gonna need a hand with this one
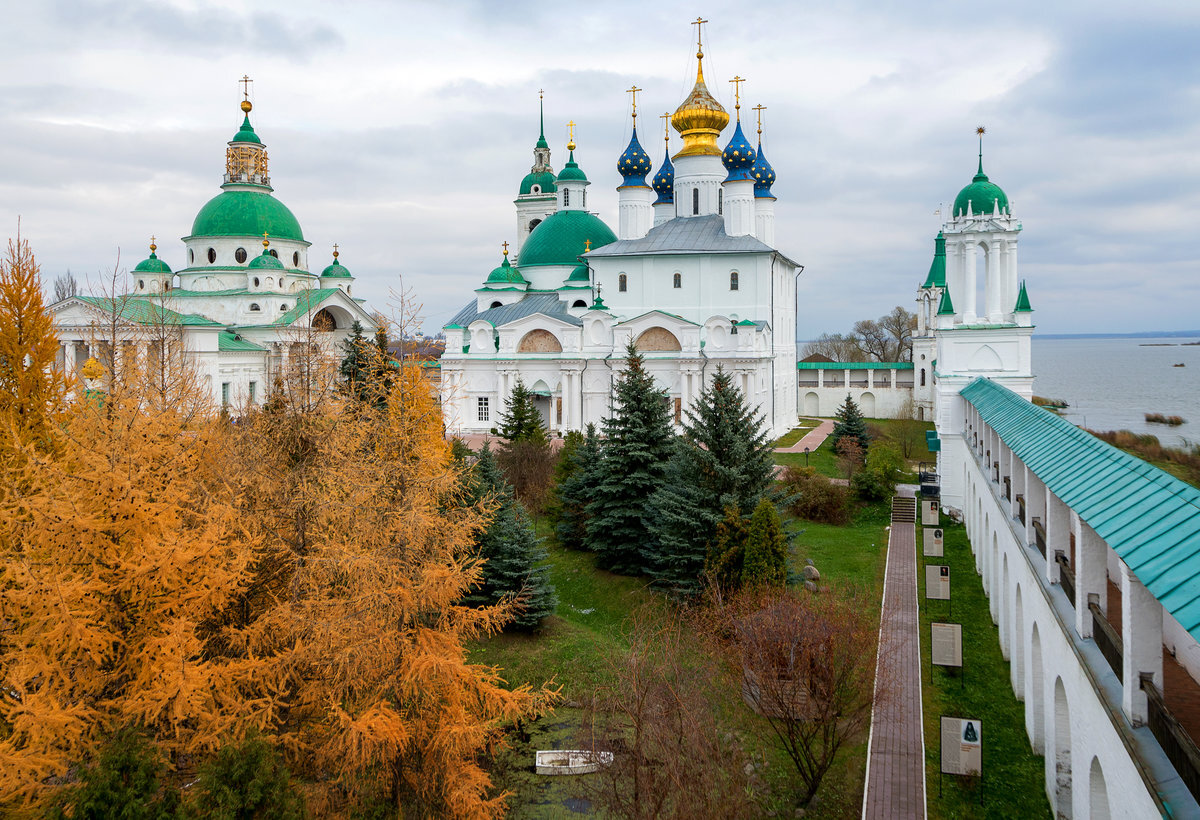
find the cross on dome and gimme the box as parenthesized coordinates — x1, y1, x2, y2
(692, 16, 707, 58)
(729, 76, 746, 120)
(627, 86, 642, 124)
(502, 240, 510, 256)
(752, 104, 766, 136)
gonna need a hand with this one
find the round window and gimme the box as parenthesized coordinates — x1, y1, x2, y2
(280, 304, 287, 311)
(293, 251, 300, 266)
(207, 247, 216, 264)
(137, 280, 145, 290)
(253, 277, 260, 287)
(235, 247, 247, 263)
(532, 184, 540, 194)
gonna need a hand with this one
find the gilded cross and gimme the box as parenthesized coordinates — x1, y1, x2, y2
(752, 104, 767, 136)
(729, 76, 746, 117)
(149, 235, 156, 252)
(627, 85, 642, 122)
(502, 240, 509, 256)
(584, 239, 592, 252)
(333, 243, 339, 258)
(692, 17, 707, 56)
(240, 75, 253, 100)
(567, 120, 576, 142)
(660, 112, 671, 142)
(262, 232, 270, 247)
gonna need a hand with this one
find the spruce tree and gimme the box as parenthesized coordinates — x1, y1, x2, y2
(742, 497, 788, 588)
(647, 366, 776, 594)
(463, 443, 557, 630)
(586, 344, 674, 575)
(545, 429, 584, 529)
(554, 423, 602, 550)
(491, 378, 544, 442)
(705, 506, 750, 591)
(831, 393, 870, 453)
(339, 320, 370, 398)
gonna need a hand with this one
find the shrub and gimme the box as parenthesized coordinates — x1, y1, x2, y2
(781, 467, 850, 525)
(850, 468, 892, 502)
(185, 733, 305, 819)
(51, 727, 180, 820)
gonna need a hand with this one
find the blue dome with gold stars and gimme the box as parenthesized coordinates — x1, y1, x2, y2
(617, 126, 652, 187)
(752, 139, 776, 198)
(652, 147, 674, 204)
(721, 121, 756, 182)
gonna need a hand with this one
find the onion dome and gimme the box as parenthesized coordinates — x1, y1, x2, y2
(652, 149, 675, 204)
(557, 149, 588, 182)
(922, 231, 947, 289)
(232, 100, 262, 144)
(518, 211, 617, 267)
(954, 130, 1009, 218)
(248, 238, 284, 270)
(520, 170, 557, 196)
(134, 240, 172, 274)
(321, 247, 352, 278)
(751, 140, 776, 197)
(671, 35, 729, 158)
(617, 126, 652, 187)
(485, 249, 526, 285)
(721, 120, 756, 181)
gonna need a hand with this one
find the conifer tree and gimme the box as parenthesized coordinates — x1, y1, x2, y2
(742, 498, 788, 588)
(831, 393, 870, 453)
(705, 506, 750, 591)
(586, 344, 675, 574)
(491, 377, 544, 442)
(339, 320, 369, 395)
(647, 366, 776, 594)
(462, 443, 557, 630)
(555, 423, 602, 550)
(545, 428, 584, 528)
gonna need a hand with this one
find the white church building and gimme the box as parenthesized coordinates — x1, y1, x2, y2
(48, 91, 379, 408)
(439, 31, 799, 438)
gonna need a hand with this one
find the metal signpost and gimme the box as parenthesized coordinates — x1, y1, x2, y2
(922, 499, 940, 526)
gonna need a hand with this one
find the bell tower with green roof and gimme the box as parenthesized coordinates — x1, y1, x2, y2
(514, 91, 559, 255)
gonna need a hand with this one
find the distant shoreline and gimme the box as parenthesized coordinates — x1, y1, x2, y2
(1033, 331, 1200, 340)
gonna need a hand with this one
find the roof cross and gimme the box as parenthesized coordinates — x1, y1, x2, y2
(752, 104, 766, 137)
(584, 239, 592, 252)
(149, 235, 156, 252)
(333, 243, 339, 259)
(627, 85, 642, 123)
(729, 76, 746, 119)
(240, 75, 253, 101)
(660, 112, 671, 143)
(502, 240, 509, 256)
(692, 16, 707, 57)
(566, 120, 577, 151)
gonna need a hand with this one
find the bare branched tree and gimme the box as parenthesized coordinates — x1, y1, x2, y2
(52, 269, 78, 303)
(802, 306, 916, 362)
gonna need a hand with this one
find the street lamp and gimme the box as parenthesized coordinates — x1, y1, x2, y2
(804, 446, 810, 467)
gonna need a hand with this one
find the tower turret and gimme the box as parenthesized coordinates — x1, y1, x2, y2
(132, 237, 173, 294)
(616, 86, 654, 240)
(319, 245, 355, 295)
(750, 104, 777, 245)
(671, 18, 729, 219)
(652, 112, 676, 227)
(556, 122, 590, 212)
(720, 76, 756, 237)
(515, 91, 559, 253)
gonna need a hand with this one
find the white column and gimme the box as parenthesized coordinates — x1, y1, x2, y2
(1005, 238, 1019, 318)
(987, 237, 1003, 323)
(617, 186, 655, 240)
(964, 240, 978, 322)
(1045, 488, 1070, 585)
(1074, 516, 1107, 639)
(64, 340, 77, 375)
(1025, 466, 1045, 550)
(1121, 562, 1163, 725)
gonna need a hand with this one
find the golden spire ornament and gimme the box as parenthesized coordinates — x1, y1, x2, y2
(262, 233, 270, 248)
(671, 17, 729, 157)
(661, 112, 671, 144)
(333, 243, 339, 259)
(729, 76, 745, 120)
(752, 104, 766, 137)
(627, 85, 642, 125)
(240, 74, 253, 113)
(502, 240, 509, 257)
(149, 235, 157, 253)
(566, 120, 577, 151)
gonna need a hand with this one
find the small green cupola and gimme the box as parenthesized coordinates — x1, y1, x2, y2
(132, 237, 173, 293)
(321, 245, 352, 278)
(225, 93, 270, 188)
(133, 239, 172, 276)
(936, 286, 955, 316)
(953, 128, 1009, 218)
(519, 92, 558, 197)
(483, 244, 527, 287)
(922, 231, 947, 289)
(1014, 280, 1033, 312)
(248, 237, 284, 270)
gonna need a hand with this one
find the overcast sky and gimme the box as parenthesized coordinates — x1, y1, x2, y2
(4, 0, 1198, 337)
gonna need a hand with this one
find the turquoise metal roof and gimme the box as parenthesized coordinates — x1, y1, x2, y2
(76, 296, 221, 327)
(273, 288, 342, 326)
(218, 331, 267, 352)
(797, 361, 914, 370)
(961, 378, 1200, 641)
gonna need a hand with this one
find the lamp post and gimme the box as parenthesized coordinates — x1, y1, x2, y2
(804, 446, 810, 467)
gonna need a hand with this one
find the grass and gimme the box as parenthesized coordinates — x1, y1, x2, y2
(790, 501, 890, 601)
(774, 421, 820, 448)
(774, 417, 937, 481)
(918, 520, 1051, 818)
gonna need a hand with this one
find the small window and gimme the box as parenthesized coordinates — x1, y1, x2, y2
(477, 396, 490, 422)
(221, 382, 230, 408)
(253, 277, 260, 287)
(572, 299, 587, 308)
(730, 271, 739, 291)
(249, 381, 257, 403)
(490, 301, 502, 309)
(164, 282, 171, 292)
(207, 247, 216, 264)
(137, 279, 145, 290)
(529, 218, 542, 231)
(293, 251, 300, 266)
(920, 368, 926, 387)
(583, 189, 587, 208)
(619, 273, 627, 292)
(693, 188, 699, 215)
(189, 249, 195, 264)
(673, 272, 681, 289)
(563, 188, 570, 207)
(280, 304, 288, 311)
(718, 188, 723, 215)
(556, 398, 562, 425)
(249, 303, 261, 312)
(235, 247, 247, 263)
(269, 248, 278, 258)
(531, 184, 540, 194)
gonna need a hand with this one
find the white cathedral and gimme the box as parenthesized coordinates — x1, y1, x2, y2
(439, 32, 800, 438)
(47, 91, 379, 408)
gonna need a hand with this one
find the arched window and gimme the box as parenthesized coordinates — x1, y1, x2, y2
(280, 303, 288, 311)
(188, 249, 195, 265)
(692, 187, 699, 215)
(207, 247, 216, 264)
(137, 279, 145, 290)
(583, 189, 587, 208)
(673, 272, 681, 289)
(563, 188, 570, 207)
(619, 273, 627, 292)
(920, 368, 926, 386)
(269, 248, 278, 258)
(235, 247, 247, 263)
(529, 218, 542, 232)
(293, 251, 300, 266)
(249, 303, 261, 312)
(490, 301, 502, 309)
(253, 277, 260, 287)
(163, 282, 171, 292)
(572, 299, 587, 308)
(718, 188, 723, 215)
(730, 271, 739, 291)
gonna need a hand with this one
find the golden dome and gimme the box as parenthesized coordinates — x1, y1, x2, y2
(671, 49, 729, 158)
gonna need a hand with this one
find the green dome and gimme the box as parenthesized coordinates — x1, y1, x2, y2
(557, 150, 588, 182)
(248, 249, 284, 270)
(520, 170, 557, 196)
(232, 114, 262, 145)
(566, 263, 590, 283)
(517, 210, 616, 267)
(485, 254, 526, 285)
(190, 189, 305, 241)
(133, 251, 171, 274)
(953, 158, 1009, 218)
(321, 257, 352, 278)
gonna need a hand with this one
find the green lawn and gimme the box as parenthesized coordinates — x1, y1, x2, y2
(918, 521, 1051, 818)
(774, 417, 937, 482)
(774, 421, 820, 448)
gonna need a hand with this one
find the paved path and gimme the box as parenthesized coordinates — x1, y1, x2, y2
(862, 488, 925, 819)
(774, 417, 835, 454)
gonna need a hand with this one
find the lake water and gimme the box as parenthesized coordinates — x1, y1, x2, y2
(1033, 336, 1200, 447)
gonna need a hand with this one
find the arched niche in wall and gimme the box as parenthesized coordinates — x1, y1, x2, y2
(634, 326, 681, 352)
(517, 328, 563, 353)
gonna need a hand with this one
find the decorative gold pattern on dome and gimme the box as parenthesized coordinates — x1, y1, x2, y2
(671, 17, 729, 158)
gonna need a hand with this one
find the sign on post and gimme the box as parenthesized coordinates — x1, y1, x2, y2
(922, 499, 940, 526)
(923, 527, 944, 557)
(931, 622, 962, 667)
(925, 565, 950, 601)
(940, 717, 982, 777)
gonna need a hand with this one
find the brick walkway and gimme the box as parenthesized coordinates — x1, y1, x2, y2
(862, 489, 926, 819)
(774, 417, 835, 453)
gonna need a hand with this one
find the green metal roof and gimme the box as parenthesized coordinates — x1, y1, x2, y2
(1014, 280, 1033, 312)
(953, 156, 1009, 218)
(218, 331, 267, 352)
(961, 378, 1200, 642)
(797, 361, 914, 370)
(519, 170, 557, 196)
(517, 209, 616, 267)
(273, 288, 341, 326)
(485, 254, 526, 285)
(556, 150, 587, 182)
(321, 257, 352, 278)
(133, 251, 171, 275)
(76, 296, 221, 327)
(232, 114, 262, 145)
(922, 231, 946, 289)
(248, 249, 284, 270)
(937, 287, 955, 316)
(190, 189, 305, 241)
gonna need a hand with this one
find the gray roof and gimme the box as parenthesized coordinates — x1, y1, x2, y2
(585, 215, 776, 258)
(448, 292, 583, 329)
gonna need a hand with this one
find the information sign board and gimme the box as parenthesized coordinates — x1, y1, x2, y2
(922, 499, 940, 526)
(923, 527, 944, 557)
(925, 565, 950, 600)
(940, 717, 981, 776)
(931, 622, 962, 667)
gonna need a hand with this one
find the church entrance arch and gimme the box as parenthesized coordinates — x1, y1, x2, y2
(517, 329, 562, 353)
(634, 326, 681, 352)
(528, 379, 553, 428)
